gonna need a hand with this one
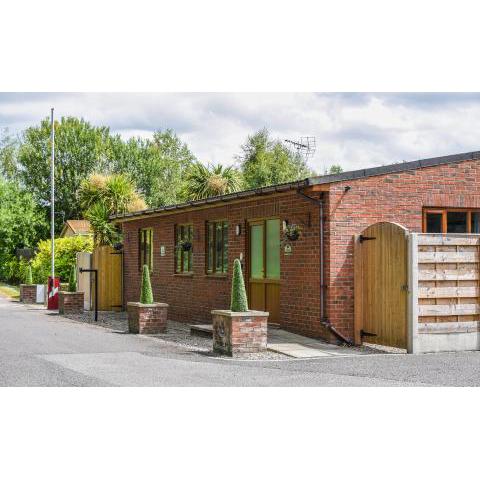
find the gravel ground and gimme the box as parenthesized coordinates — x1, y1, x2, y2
(63, 310, 287, 360)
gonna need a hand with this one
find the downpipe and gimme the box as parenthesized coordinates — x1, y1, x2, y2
(296, 188, 354, 346)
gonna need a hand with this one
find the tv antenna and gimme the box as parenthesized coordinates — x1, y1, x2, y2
(284, 136, 316, 162)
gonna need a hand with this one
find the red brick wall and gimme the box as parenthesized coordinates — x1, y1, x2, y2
(326, 158, 480, 340)
(121, 191, 326, 338)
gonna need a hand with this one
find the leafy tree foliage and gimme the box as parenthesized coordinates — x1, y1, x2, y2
(183, 162, 243, 200)
(0, 178, 47, 282)
(111, 129, 195, 207)
(328, 164, 343, 174)
(238, 128, 314, 189)
(11, 117, 114, 233)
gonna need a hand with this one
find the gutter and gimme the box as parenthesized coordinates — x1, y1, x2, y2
(296, 188, 354, 346)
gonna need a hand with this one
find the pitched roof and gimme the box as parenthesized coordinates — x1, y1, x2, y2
(61, 219, 92, 235)
(111, 149, 480, 222)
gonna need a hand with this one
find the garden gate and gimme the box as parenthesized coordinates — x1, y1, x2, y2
(91, 245, 123, 311)
(354, 222, 408, 349)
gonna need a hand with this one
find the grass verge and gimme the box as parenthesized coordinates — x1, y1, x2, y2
(0, 283, 20, 300)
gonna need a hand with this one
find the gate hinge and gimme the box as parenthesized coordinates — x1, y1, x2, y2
(359, 235, 376, 243)
(360, 329, 377, 337)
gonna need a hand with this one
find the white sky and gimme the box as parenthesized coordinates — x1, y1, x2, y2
(1, 92, 480, 174)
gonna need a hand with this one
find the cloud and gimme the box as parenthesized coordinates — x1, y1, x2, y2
(1, 92, 480, 174)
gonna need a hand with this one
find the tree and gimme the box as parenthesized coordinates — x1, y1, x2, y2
(183, 162, 243, 200)
(0, 128, 19, 180)
(79, 173, 146, 246)
(13, 117, 114, 233)
(238, 128, 314, 189)
(0, 178, 47, 282)
(328, 164, 343, 174)
(111, 129, 195, 207)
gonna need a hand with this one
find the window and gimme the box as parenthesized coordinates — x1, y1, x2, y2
(424, 208, 480, 233)
(139, 228, 153, 271)
(175, 224, 193, 273)
(206, 221, 228, 274)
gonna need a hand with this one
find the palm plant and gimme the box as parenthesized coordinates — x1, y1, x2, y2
(184, 162, 243, 200)
(79, 173, 147, 246)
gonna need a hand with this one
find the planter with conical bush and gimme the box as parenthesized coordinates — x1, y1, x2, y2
(127, 265, 168, 334)
(212, 259, 269, 356)
(58, 265, 84, 314)
(19, 265, 38, 304)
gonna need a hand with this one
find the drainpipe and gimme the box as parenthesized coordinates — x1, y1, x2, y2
(296, 188, 353, 346)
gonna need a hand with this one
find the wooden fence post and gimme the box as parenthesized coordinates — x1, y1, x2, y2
(407, 233, 419, 353)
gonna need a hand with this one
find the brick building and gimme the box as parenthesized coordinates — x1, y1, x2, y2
(112, 150, 480, 344)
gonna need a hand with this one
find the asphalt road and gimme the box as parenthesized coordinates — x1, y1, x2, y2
(2, 295, 480, 386)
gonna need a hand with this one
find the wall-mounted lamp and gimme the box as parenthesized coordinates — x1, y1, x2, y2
(235, 224, 242, 236)
(344, 185, 351, 192)
(282, 220, 288, 231)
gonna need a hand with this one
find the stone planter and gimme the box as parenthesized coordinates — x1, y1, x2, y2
(127, 302, 168, 334)
(58, 291, 84, 314)
(19, 284, 37, 304)
(212, 309, 269, 356)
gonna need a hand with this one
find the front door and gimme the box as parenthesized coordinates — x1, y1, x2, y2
(248, 218, 281, 323)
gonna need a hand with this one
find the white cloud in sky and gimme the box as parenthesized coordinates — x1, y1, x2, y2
(1, 92, 480, 174)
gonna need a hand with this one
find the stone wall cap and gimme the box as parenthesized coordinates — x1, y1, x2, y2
(211, 309, 270, 317)
(59, 291, 84, 295)
(127, 302, 169, 307)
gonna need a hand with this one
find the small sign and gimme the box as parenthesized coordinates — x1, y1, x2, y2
(160, 245, 166, 257)
(284, 244, 292, 255)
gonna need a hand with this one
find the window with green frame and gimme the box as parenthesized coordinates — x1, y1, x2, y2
(139, 228, 153, 271)
(206, 221, 228, 274)
(175, 224, 193, 273)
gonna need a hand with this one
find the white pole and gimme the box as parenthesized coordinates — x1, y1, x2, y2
(50, 108, 55, 278)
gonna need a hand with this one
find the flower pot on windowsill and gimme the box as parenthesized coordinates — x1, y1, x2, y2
(181, 241, 192, 252)
(127, 302, 169, 334)
(211, 309, 269, 356)
(58, 291, 84, 314)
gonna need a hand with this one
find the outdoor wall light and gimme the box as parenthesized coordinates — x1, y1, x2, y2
(282, 220, 288, 231)
(344, 185, 351, 192)
(236, 224, 242, 236)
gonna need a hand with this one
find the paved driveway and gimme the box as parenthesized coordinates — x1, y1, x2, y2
(2, 295, 480, 386)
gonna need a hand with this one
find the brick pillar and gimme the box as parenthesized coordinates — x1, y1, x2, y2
(127, 302, 168, 334)
(58, 292, 85, 314)
(20, 285, 37, 304)
(212, 310, 269, 356)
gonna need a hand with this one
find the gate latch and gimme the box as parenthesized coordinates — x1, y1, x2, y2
(359, 235, 376, 243)
(360, 329, 377, 337)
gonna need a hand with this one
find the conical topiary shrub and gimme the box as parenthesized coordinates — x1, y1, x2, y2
(230, 258, 248, 312)
(140, 264, 154, 304)
(25, 264, 33, 285)
(68, 265, 77, 292)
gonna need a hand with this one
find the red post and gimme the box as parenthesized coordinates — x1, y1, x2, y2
(47, 276, 60, 310)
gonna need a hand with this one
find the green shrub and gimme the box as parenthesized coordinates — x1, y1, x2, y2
(140, 264, 153, 304)
(25, 265, 33, 285)
(0, 254, 30, 285)
(68, 265, 77, 292)
(230, 259, 248, 312)
(31, 236, 93, 284)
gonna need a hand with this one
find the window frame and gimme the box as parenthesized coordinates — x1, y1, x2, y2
(205, 220, 228, 275)
(174, 224, 194, 274)
(423, 207, 480, 234)
(138, 228, 153, 272)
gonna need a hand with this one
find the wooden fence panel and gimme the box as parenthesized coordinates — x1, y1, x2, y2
(416, 234, 480, 324)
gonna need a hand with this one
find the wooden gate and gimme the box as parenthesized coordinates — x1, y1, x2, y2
(92, 246, 123, 311)
(354, 222, 408, 349)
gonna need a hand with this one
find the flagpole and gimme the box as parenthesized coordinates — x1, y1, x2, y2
(50, 108, 55, 278)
